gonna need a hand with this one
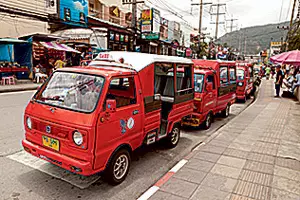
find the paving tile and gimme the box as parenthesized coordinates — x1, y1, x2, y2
(255, 142, 279, 150)
(223, 148, 249, 159)
(274, 165, 300, 182)
(239, 169, 273, 187)
(270, 188, 300, 200)
(229, 142, 252, 152)
(201, 173, 238, 193)
(251, 146, 278, 156)
(210, 164, 242, 179)
(233, 180, 271, 200)
(217, 155, 246, 169)
(190, 185, 231, 200)
(243, 160, 274, 174)
(230, 194, 256, 200)
(160, 177, 198, 198)
(275, 157, 300, 171)
(258, 137, 281, 144)
(272, 176, 300, 195)
(173, 167, 207, 184)
(200, 144, 227, 155)
(277, 144, 300, 161)
(185, 158, 215, 172)
(149, 191, 187, 200)
(193, 151, 221, 163)
(247, 152, 275, 165)
(209, 139, 232, 148)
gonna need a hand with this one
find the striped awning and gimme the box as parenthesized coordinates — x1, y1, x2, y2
(39, 42, 81, 53)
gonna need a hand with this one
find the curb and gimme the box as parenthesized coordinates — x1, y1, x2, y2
(137, 85, 261, 200)
(0, 86, 38, 94)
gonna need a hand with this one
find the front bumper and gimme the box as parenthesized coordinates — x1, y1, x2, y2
(182, 114, 205, 127)
(22, 139, 96, 176)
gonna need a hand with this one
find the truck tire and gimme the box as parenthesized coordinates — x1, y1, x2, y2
(202, 112, 212, 130)
(221, 104, 230, 118)
(164, 124, 180, 149)
(104, 148, 131, 185)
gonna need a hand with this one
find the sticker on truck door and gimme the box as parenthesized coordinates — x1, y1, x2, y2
(127, 117, 135, 129)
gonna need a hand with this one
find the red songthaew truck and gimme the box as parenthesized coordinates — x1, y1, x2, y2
(22, 52, 194, 185)
(182, 60, 237, 129)
(236, 62, 254, 102)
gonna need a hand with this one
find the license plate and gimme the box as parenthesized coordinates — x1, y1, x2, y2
(42, 135, 59, 151)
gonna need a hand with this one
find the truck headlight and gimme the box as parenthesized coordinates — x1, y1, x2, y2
(26, 117, 32, 130)
(238, 82, 243, 86)
(73, 131, 83, 146)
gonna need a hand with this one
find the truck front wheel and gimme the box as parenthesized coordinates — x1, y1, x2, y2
(222, 104, 230, 118)
(164, 124, 180, 148)
(202, 112, 212, 130)
(104, 149, 131, 185)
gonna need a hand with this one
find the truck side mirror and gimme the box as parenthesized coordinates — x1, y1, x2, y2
(106, 99, 117, 113)
(206, 83, 213, 92)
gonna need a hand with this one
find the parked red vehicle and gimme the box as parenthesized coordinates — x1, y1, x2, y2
(22, 52, 194, 185)
(236, 63, 254, 102)
(182, 60, 237, 129)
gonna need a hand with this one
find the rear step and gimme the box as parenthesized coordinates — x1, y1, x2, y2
(158, 119, 168, 139)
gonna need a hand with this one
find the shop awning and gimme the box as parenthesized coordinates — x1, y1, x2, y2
(39, 42, 81, 53)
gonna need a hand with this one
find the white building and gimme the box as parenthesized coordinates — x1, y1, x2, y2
(0, 0, 49, 38)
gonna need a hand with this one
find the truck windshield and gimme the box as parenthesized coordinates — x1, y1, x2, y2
(194, 74, 204, 93)
(237, 69, 245, 81)
(34, 72, 105, 113)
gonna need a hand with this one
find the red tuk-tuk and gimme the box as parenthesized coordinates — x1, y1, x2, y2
(182, 60, 236, 129)
(22, 52, 194, 185)
(236, 63, 254, 102)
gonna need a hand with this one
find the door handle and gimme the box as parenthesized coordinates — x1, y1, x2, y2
(133, 110, 139, 115)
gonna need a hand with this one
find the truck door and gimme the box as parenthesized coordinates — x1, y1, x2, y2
(203, 74, 217, 113)
(94, 75, 144, 170)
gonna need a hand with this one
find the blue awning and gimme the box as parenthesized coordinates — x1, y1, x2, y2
(0, 38, 28, 44)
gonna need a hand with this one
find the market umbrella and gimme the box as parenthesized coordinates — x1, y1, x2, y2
(270, 50, 300, 65)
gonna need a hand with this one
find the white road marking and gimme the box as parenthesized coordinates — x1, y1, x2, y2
(7, 150, 101, 189)
(169, 159, 188, 173)
(137, 186, 159, 200)
(0, 90, 36, 96)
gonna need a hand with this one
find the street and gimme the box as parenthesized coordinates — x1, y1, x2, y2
(0, 90, 252, 200)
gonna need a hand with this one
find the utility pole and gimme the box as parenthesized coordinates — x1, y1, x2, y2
(122, 0, 144, 51)
(191, 1, 212, 58)
(226, 18, 238, 32)
(210, 3, 226, 40)
(290, 0, 297, 28)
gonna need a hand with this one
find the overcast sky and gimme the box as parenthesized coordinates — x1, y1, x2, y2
(148, 0, 295, 38)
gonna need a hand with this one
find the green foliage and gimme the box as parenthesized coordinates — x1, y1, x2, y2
(218, 21, 289, 54)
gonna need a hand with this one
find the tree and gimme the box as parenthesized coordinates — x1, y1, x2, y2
(287, 21, 300, 51)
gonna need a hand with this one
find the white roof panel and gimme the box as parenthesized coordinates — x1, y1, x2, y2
(94, 51, 193, 72)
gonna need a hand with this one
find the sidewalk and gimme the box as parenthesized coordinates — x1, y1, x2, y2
(0, 80, 40, 93)
(143, 80, 300, 200)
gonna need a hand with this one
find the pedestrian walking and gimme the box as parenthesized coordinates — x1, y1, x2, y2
(275, 65, 284, 98)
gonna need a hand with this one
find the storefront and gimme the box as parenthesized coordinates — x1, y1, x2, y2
(88, 16, 134, 52)
(108, 30, 131, 51)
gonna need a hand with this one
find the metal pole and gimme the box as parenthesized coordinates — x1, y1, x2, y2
(198, 0, 203, 58)
(290, 0, 297, 28)
(131, 0, 137, 51)
(215, 4, 220, 40)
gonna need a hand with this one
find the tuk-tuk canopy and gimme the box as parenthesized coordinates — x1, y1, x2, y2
(95, 51, 193, 72)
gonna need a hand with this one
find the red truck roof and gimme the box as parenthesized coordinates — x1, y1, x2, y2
(192, 59, 236, 71)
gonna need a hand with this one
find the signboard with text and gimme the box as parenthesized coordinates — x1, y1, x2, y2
(59, 0, 88, 26)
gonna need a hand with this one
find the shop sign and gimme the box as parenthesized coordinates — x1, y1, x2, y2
(115, 33, 120, 41)
(59, 0, 88, 26)
(152, 8, 160, 34)
(125, 35, 129, 43)
(141, 9, 152, 21)
(109, 31, 115, 41)
(110, 6, 120, 17)
(141, 24, 151, 33)
(142, 33, 159, 40)
(120, 35, 125, 42)
(45, 0, 57, 14)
